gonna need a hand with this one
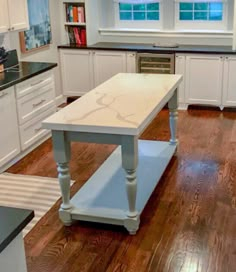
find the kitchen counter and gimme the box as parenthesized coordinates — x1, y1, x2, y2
(58, 42, 236, 54)
(0, 61, 57, 91)
(0, 206, 34, 253)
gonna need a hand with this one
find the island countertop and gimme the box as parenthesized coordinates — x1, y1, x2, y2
(0, 61, 57, 91)
(0, 206, 34, 254)
(42, 73, 182, 135)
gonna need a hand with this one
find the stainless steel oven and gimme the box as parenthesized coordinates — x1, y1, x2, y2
(137, 53, 175, 74)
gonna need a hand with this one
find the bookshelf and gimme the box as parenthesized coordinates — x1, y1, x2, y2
(62, 0, 87, 45)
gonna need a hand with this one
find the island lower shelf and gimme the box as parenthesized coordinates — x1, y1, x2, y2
(68, 140, 176, 226)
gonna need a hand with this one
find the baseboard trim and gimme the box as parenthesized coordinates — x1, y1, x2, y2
(55, 95, 66, 107)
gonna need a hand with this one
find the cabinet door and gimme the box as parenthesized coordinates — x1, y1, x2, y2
(185, 55, 223, 106)
(175, 55, 186, 106)
(7, 0, 29, 31)
(0, 87, 20, 167)
(0, 0, 9, 33)
(222, 56, 236, 107)
(60, 49, 94, 96)
(93, 51, 126, 87)
(126, 52, 137, 73)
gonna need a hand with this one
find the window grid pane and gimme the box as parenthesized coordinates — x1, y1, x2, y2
(179, 1, 223, 21)
(119, 2, 159, 21)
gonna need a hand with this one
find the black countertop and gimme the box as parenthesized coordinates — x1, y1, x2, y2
(58, 42, 236, 54)
(0, 61, 57, 91)
(0, 206, 34, 254)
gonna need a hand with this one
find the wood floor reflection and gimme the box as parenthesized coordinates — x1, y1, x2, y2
(7, 108, 236, 272)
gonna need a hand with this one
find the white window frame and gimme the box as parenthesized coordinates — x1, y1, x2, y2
(114, 0, 163, 29)
(175, 0, 228, 30)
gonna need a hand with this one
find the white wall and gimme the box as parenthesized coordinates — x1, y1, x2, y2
(0, 0, 63, 103)
(97, 0, 234, 46)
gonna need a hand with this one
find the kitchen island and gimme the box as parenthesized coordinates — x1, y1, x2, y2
(42, 73, 182, 234)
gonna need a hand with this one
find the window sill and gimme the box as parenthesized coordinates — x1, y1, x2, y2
(99, 28, 233, 39)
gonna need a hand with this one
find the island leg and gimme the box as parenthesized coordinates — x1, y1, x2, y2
(52, 131, 73, 226)
(121, 136, 140, 235)
(168, 89, 178, 148)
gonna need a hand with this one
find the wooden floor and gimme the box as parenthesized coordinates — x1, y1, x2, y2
(7, 107, 236, 272)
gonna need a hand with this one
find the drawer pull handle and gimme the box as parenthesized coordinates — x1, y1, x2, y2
(35, 127, 42, 132)
(31, 79, 44, 86)
(0, 92, 8, 98)
(32, 99, 46, 107)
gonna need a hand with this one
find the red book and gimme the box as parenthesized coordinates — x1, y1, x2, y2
(73, 28, 81, 45)
(80, 29, 86, 45)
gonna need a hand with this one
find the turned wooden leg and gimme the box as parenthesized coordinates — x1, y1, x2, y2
(168, 89, 178, 146)
(52, 131, 73, 226)
(121, 136, 140, 235)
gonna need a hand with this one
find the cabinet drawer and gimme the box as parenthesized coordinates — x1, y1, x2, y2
(17, 83, 55, 125)
(19, 107, 56, 151)
(16, 71, 53, 98)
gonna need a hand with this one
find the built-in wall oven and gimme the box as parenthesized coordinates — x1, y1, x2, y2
(137, 53, 175, 74)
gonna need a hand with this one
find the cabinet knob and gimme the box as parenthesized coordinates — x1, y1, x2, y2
(11, 27, 14, 30)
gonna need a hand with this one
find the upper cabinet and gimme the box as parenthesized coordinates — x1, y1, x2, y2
(0, 0, 29, 34)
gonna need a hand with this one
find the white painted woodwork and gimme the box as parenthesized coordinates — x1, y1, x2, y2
(185, 55, 223, 106)
(0, 87, 20, 168)
(7, 0, 29, 31)
(60, 49, 94, 96)
(175, 54, 186, 108)
(19, 107, 55, 151)
(0, 71, 56, 172)
(43, 73, 182, 135)
(126, 52, 137, 73)
(222, 56, 236, 106)
(16, 72, 55, 125)
(0, 233, 27, 272)
(93, 51, 127, 87)
(0, 0, 28, 33)
(0, 0, 9, 33)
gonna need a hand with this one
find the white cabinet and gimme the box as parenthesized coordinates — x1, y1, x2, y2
(60, 49, 137, 96)
(16, 71, 56, 151)
(222, 56, 236, 106)
(93, 51, 126, 87)
(0, 0, 29, 33)
(175, 54, 236, 109)
(0, 87, 20, 167)
(185, 55, 223, 106)
(175, 55, 186, 109)
(60, 49, 94, 96)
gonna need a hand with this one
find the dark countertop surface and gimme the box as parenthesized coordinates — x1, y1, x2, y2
(58, 42, 236, 54)
(0, 206, 34, 254)
(0, 61, 57, 91)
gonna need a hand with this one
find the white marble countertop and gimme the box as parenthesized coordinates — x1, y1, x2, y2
(42, 73, 182, 135)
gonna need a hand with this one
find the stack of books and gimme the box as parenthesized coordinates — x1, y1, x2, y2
(66, 4, 85, 23)
(68, 27, 86, 45)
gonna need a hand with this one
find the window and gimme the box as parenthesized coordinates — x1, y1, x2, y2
(175, 0, 227, 30)
(115, 0, 162, 29)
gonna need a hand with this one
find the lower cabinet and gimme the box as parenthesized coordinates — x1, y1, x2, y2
(175, 54, 236, 109)
(222, 56, 236, 106)
(0, 70, 56, 171)
(60, 49, 137, 96)
(93, 51, 127, 87)
(0, 87, 20, 166)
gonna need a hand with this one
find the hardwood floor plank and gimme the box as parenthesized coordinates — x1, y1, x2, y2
(6, 108, 236, 272)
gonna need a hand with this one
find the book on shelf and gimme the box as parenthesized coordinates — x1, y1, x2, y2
(77, 7, 85, 23)
(67, 27, 86, 45)
(65, 4, 85, 23)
